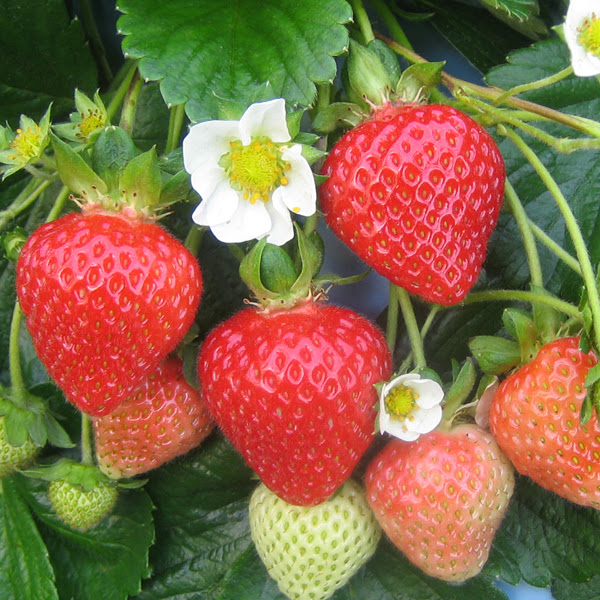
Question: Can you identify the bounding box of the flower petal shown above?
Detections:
[264,195,295,246]
[404,404,443,435]
[275,145,317,217]
[412,379,444,409]
[565,0,600,77]
[190,164,229,202]
[191,179,239,227]
[183,120,240,175]
[239,99,291,144]
[384,420,421,442]
[210,199,272,244]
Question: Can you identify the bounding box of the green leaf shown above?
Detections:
[485,477,600,586]
[0,0,97,125]
[0,477,58,600]
[484,38,600,305]
[477,0,539,21]
[15,474,154,600]
[553,576,600,600]
[117,0,352,121]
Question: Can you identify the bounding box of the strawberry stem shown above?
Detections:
[350,0,375,44]
[165,104,186,154]
[106,60,139,122]
[0,178,52,231]
[44,185,70,224]
[80,414,94,466]
[119,69,143,134]
[386,282,399,352]
[528,220,581,274]
[459,290,582,321]
[501,126,600,350]
[395,286,426,369]
[8,303,27,408]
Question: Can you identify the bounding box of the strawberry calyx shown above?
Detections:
[50,127,187,221]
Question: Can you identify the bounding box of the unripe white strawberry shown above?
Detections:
[249,479,381,600]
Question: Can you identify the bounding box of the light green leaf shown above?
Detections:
[0,477,58,600]
[117,0,352,121]
[477,0,540,22]
[15,475,154,600]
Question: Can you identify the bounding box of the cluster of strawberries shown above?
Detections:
[13,98,600,600]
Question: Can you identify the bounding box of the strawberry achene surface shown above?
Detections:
[365,424,514,582]
[489,337,600,508]
[94,357,214,478]
[16,210,202,416]
[319,103,505,305]
[198,299,392,506]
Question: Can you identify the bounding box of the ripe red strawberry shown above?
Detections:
[94,357,214,478]
[16,208,202,416]
[365,424,515,582]
[489,336,600,508]
[319,103,505,305]
[198,298,392,506]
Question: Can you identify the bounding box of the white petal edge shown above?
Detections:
[239,99,291,145]
[412,379,445,410]
[404,404,443,434]
[276,144,317,217]
[264,196,294,246]
[384,420,422,442]
[191,178,239,227]
[183,120,240,174]
[190,164,229,203]
[210,199,272,244]
[564,0,600,77]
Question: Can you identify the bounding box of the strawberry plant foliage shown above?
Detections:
[117,0,352,121]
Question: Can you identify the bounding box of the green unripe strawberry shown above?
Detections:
[249,479,381,600]
[0,416,38,478]
[48,477,118,532]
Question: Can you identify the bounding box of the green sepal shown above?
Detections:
[293,132,320,146]
[91,126,138,195]
[119,146,162,212]
[344,39,392,107]
[395,61,445,103]
[367,39,401,88]
[580,388,594,425]
[51,133,108,204]
[312,102,365,134]
[530,284,562,343]
[286,109,306,140]
[300,144,327,165]
[159,169,193,207]
[413,366,444,387]
[1,227,28,261]
[25,459,114,493]
[502,307,540,363]
[469,335,522,375]
[441,359,477,416]
[313,268,370,289]
[259,244,299,294]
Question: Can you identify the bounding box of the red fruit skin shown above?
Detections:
[319,103,505,305]
[16,210,202,416]
[94,358,214,478]
[489,337,600,508]
[198,299,392,506]
[365,424,515,582]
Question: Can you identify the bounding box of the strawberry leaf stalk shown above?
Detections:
[198,227,392,506]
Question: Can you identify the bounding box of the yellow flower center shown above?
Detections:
[221,137,291,204]
[578,13,600,57]
[384,384,418,420]
[78,109,106,139]
[9,125,43,161]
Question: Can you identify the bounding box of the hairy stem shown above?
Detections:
[8,303,27,408]
[165,104,187,154]
[119,69,144,134]
[80,414,94,465]
[395,286,426,369]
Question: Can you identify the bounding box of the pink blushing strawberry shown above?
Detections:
[94,357,214,478]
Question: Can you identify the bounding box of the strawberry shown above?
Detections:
[93,357,214,478]
[0,415,38,478]
[319,103,505,305]
[48,477,118,532]
[198,297,392,506]
[249,479,381,600]
[365,424,515,582]
[15,208,202,416]
[489,336,600,508]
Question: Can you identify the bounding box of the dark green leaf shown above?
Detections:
[553,576,600,600]
[485,477,600,586]
[117,0,352,121]
[0,477,58,600]
[477,0,539,21]
[0,0,97,125]
[15,474,154,600]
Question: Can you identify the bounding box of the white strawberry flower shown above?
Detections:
[182,98,316,246]
[564,0,600,77]
[379,373,443,442]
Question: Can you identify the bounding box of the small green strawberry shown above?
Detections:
[0,415,38,478]
[249,479,381,600]
[28,459,119,532]
[48,477,118,532]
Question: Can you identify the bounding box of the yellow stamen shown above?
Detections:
[579,13,600,57]
[384,384,418,420]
